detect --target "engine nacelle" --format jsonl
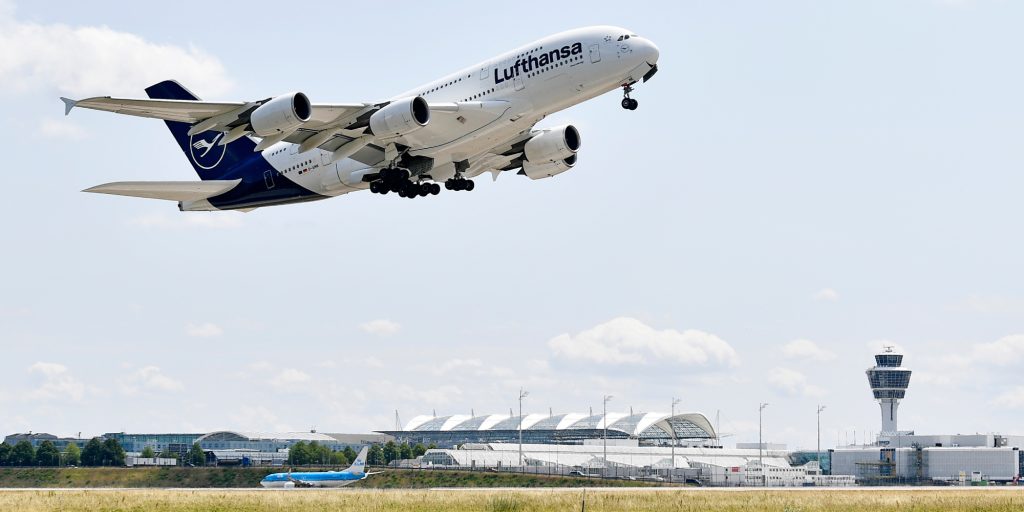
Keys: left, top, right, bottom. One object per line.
{"left": 521, "top": 154, "right": 577, "bottom": 180}
{"left": 523, "top": 125, "right": 581, "bottom": 164}
{"left": 369, "top": 96, "right": 430, "bottom": 137}
{"left": 250, "top": 92, "right": 312, "bottom": 137}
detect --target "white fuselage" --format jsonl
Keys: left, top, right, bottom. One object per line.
{"left": 252, "top": 26, "right": 658, "bottom": 200}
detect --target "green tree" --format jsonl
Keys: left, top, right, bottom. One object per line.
{"left": 412, "top": 443, "right": 427, "bottom": 458}
{"left": 399, "top": 442, "right": 413, "bottom": 460}
{"left": 141, "top": 446, "right": 155, "bottom": 458}
{"left": 35, "top": 440, "right": 60, "bottom": 466}
{"left": 307, "top": 441, "right": 330, "bottom": 465}
{"left": 342, "top": 446, "right": 357, "bottom": 464}
{"left": 329, "top": 450, "right": 348, "bottom": 466}
{"left": 157, "top": 448, "right": 178, "bottom": 460}
{"left": 187, "top": 443, "right": 205, "bottom": 466}
{"left": 382, "top": 440, "right": 399, "bottom": 464}
{"left": 10, "top": 441, "right": 35, "bottom": 466}
{"left": 80, "top": 438, "right": 103, "bottom": 466}
{"left": 101, "top": 438, "right": 126, "bottom": 466}
{"left": 367, "top": 444, "right": 385, "bottom": 466}
{"left": 0, "top": 443, "right": 11, "bottom": 466}
{"left": 64, "top": 443, "right": 81, "bottom": 466}
{"left": 427, "top": 443, "right": 437, "bottom": 450}
{"left": 287, "top": 441, "right": 309, "bottom": 466}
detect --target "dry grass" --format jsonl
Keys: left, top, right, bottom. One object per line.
{"left": 0, "top": 488, "right": 1022, "bottom": 512}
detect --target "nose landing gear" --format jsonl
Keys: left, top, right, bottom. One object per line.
{"left": 621, "top": 85, "right": 638, "bottom": 110}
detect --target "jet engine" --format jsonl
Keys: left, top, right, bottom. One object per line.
{"left": 523, "top": 125, "right": 581, "bottom": 164}
{"left": 369, "top": 96, "right": 430, "bottom": 137}
{"left": 521, "top": 154, "right": 577, "bottom": 180}
{"left": 250, "top": 92, "right": 312, "bottom": 136}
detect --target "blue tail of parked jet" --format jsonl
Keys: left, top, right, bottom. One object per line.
{"left": 144, "top": 80, "right": 257, "bottom": 181}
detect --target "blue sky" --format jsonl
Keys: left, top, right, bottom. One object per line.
{"left": 1, "top": 0, "right": 1023, "bottom": 449}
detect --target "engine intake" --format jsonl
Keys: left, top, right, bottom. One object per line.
{"left": 524, "top": 125, "right": 581, "bottom": 165}
{"left": 250, "top": 92, "right": 312, "bottom": 137}
{"left": 369, "top": 96, "right": 430, "bottom": 137}
{"left": 521, "top": 154, "right": 577, "bottom": 180}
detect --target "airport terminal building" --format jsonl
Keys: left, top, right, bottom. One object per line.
{"left": 379, "top": 411, "right": 718, "bottom": 448}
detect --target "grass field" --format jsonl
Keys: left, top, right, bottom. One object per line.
{"left": 1, "top": 489, "right": 1023, "bottom": 512}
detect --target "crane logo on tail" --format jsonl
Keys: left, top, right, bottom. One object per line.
{"left": 189, "top": 132, "right": 226, "bottom": 170}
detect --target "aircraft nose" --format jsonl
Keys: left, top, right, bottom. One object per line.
{"left": 641, "top": 39, "right": 660, "bottom": 64}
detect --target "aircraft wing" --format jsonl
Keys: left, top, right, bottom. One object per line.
{"left": 61, "top": 93, "right": 377, "bottom": 154}
{"left": 462, "top": 129, "right": 537, "bottom": 181}
{"left": 62, "top": 96, "right": 370, "bottom": 128}
{"left": 82, "top": 180, "right": 241, "bottom": 201}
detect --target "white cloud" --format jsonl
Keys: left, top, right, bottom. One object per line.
{"left": 375, "top": 382, "right": 463, "bottom": 405}
{"left": 767, "top": 367, "right": 826, "bottom": 397}
{"left": 186, "top": 322, "right": 223, "bottom": 338}
{"left": 0, "top": 3, "right": 232, "bottom": 97}
{"left": 548, "top": 317, "right": 739, "bottom": 367}
{"left": 27, "top": 362, "right": 86, "bottom": 401}
{"left": 956, "top": 294, "right": 1024, "bottom": 315}
{"left": 971, "top": 335, "right": 1024, "bottom": 366}
{"left": 992, "top": 387, "right": 1024, "bottom": 408}
{"left": 229, "top": 405, "right": 293, "bottom": 432}
{"left": 812, "top": 288, "right": 840, "bottom": 302}
{"left": 38, "top": 118, "right": 87, "bottom": 140}
{"left": 431, "top": 358, "right": 483, "bottom": 376}
{"left": 121, "top": 366, "right": 184, "bottom": 395}
{"left": 269, "top": 368, "right": 311, "bottom": 387}
{"left": 782, "top": 339, "right": 836, "bottom": 361}
{"left": 430, "top": 358, "right": 515, "bottom": 378}
{"left": 360, "top": 319, "right": 401, "bottom": 337}
{"left": 129, "top": 214, "right": 244, "bottom": 230}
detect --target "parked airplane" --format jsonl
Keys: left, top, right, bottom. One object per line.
{"left": 62, "top": 26, "right": 659, "bottom": 211}
{"left": 260, "top": 446, "right": 380, "bottom": 488}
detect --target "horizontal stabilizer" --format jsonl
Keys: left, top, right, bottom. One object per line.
{"left": 60, "top": 97, "right": 77, "bottom": 116}
{"left": 83, "top": 180, "right": 241, "bottom": 201}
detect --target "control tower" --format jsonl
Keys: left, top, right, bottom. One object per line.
{"left": 865, "top": 346, "right": 912, "bottom": 435}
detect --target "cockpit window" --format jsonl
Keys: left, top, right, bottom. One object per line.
{"left": 617, "top": 34, "right": 638, "bottom": 41}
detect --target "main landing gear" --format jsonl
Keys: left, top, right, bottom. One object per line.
{"left": 621, "top": 85, "right": 638, "bottom": 110}
{"left": 369, "top": 167, "right": 440, "bottom": 199}
{"left": 444, "top": 176, "right": 475, "bottom": 191}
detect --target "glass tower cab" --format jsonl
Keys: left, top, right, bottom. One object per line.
{"left": 865, "top": 346, "right": 912, "bottom": 435}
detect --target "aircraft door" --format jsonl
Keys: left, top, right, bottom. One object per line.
{"left": 589, "top": 44, "right": 601, "bottom": 63}
{"left": 264, "top": 170, "right": 276, "bottom": 189}
{"left": 514, "top": 76, "right": 525, "bottom": 91}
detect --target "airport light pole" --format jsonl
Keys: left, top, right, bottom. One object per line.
{"left": 518, "top": 388, "right": 529, "bottom": 469}
{"left": 817, "top": 405, "right": 826, "bottom": 476}
{"left": 759, "top": 402, "right": 769, "bottom": 487}
{"left": 670, "top": 397, "right": 681, "bottom": 484}
{"left": 603, "top": 394, "right": 613, "bottom": 478}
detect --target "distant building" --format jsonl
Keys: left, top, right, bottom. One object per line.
{"left": 866, "top": 346, "right": 912, "bottom": 436}
{"left": 831, "top": 350, "right": 1024, "bottom": 484}
{"left": 420, "top": 442, "right": 852, "bottom": 486}
{"left": 103, "top": 433, "right": 203, "bottom": 457}
{"left": 194, "top": 431, "right": 390, "bottom": 453}
{"left": 380, "top": 411, "right": 718, "bottom": 448}
{"left": 3, "top": 430, "right": 392, "bottom": 467}
{"left": 3, "top": 433, "right": 88, "bottom": 450}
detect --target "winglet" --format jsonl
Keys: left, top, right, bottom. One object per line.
{"left": 60, "top": 97, "right": 77, "bottom": 116}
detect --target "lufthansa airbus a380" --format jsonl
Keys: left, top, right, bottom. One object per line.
{"left": 63, "top": 26, "right": 659, "bottom": 211}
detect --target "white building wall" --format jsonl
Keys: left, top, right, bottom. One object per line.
{"left": 926, "top": 448, "right": 1019, "bottom": 482}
